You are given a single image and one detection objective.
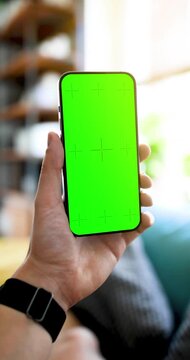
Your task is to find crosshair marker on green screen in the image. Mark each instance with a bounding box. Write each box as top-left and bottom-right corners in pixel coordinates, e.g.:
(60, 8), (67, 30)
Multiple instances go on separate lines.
(59, 72), (140, 236)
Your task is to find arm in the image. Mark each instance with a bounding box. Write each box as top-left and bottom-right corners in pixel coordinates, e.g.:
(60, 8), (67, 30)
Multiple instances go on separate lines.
(0, 305), (51, 360)
(0, 132), (153, 360)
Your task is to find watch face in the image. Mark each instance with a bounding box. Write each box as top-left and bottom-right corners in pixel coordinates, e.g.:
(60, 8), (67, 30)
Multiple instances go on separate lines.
(26, 287), (53, 322)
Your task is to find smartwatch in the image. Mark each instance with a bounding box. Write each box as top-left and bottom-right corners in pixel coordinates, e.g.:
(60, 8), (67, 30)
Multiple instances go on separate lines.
(0, 278), (66, 342)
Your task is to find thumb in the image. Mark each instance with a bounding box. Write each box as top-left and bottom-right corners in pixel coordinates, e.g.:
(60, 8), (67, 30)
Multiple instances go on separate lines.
(35, 132), (64, 208)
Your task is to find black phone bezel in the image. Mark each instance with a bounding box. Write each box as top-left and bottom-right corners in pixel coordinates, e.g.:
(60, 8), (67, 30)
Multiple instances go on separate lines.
(58, 71), (141, 237)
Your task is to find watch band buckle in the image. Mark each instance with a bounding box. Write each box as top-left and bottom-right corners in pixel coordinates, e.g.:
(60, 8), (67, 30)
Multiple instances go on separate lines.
(26, 287), (53, 322)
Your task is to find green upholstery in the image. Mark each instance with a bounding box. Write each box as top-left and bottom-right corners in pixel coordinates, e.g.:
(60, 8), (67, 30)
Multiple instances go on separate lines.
(142, 206), (190, 318)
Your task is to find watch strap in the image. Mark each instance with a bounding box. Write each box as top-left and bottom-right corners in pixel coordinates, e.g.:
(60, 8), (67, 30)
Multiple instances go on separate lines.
(0, 278), (66, 342)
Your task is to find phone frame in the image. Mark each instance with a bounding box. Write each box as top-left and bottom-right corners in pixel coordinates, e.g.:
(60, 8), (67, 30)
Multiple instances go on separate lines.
(59, 71), (141, 237)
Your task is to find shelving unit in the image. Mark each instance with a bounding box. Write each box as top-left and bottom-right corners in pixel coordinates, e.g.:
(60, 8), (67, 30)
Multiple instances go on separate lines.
(0, 0), (81, 237)
(0, 53), (75, 81)
(0, 1), (76, 161)
(0, 104), (57, 122)
(0, 2), (75, 44)
(0, 149), (41, 163)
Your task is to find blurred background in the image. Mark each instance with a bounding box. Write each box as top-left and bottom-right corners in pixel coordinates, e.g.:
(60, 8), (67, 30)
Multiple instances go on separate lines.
(0, 0), (190, 282)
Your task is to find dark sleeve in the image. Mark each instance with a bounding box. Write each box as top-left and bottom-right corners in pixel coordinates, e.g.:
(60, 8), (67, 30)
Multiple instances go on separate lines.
(72, 237), (174, 360)
(164, 304), (190, 360)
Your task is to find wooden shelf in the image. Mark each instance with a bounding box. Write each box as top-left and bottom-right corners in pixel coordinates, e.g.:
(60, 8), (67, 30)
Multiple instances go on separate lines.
(0, 188), (23, 197)
(0, 53), (75, 81)
(0, 2), (75, 44)
(0, 103), (58, 122)
(0, 149), (42, 163)
(0, 1), (79, 196)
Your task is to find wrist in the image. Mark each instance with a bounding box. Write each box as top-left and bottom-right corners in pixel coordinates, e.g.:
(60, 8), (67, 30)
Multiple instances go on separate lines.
(0, 278), (66, 343)
(13, 257), (69, 313)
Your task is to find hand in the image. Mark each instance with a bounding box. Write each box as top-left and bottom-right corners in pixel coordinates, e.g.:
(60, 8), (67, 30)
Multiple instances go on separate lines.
(14, 132), (153, 311)
(49, 327), (105, 360)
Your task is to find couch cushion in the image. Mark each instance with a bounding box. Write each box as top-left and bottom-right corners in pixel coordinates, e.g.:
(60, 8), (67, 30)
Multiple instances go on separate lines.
(142, 206), (190, 318)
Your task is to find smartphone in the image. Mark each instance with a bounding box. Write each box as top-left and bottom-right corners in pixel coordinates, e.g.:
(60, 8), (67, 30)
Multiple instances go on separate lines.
(59, 72), (140, 236)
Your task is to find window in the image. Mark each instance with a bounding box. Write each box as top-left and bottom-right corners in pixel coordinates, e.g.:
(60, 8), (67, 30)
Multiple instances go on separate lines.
(84, 0), (190, 208)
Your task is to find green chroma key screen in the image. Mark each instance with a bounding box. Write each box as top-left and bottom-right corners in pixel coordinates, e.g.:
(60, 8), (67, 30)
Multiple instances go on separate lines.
(59, 72), (140, 236)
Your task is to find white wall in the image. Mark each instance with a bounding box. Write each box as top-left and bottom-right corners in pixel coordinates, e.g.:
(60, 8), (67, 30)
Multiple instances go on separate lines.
(84, 0), (152, 81)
